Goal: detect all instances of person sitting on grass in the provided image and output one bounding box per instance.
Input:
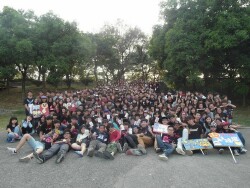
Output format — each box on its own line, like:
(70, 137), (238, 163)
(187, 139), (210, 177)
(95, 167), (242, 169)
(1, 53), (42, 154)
(102, 123), (121, 160)
(7, 132), (59, 162)
(6, 116), (22, 143)
(156, 126), (179, 161)
(33, 129), (72, 164)
(71, 125), (90, 157)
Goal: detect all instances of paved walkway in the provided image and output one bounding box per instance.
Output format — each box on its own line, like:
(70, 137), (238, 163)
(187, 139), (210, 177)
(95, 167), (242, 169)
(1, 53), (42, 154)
(0, 130), (249, 188)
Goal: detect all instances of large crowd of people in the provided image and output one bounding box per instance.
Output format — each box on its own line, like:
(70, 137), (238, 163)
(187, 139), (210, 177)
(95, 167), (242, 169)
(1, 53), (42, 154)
(6, 80), (247, 163)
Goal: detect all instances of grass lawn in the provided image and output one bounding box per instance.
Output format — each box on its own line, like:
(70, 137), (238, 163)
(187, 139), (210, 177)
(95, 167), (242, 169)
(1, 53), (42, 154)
(233, 106), (250, 127)
(0, 85), (249, 131)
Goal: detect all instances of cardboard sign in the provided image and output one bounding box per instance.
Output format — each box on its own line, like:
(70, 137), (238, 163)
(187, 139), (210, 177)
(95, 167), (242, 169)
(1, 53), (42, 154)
(183, 139), (213, 150)
(210, 133), (243, 147)
(32, 105), (42, 118)
(153, 123), (168, 134)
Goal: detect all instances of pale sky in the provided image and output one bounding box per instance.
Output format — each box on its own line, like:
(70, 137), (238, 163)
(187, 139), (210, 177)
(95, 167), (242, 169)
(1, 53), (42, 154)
(0, 0), (163, 35)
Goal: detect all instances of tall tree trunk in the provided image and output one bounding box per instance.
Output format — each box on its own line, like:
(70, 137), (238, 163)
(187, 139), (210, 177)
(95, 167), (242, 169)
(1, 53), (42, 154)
(21, 70), (27, 100)
(66, 74), (71, 89)
(42, 72), (46, 89)
(38, 66), (41, 81)
(6, 78), (10, 94)
(242, 94), (246, 107)
(94, 61), (98, 82)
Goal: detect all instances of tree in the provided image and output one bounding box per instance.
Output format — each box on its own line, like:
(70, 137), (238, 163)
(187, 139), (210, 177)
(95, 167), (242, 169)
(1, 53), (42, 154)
(0, 7), (36, 97)
(34, 12), (65, 88)
(150, 0), (250, 99)
(52, 22), (93, 88)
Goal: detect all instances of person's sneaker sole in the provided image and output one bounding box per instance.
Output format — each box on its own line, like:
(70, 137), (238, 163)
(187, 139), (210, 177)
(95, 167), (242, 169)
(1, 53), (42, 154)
(159, 155), (168, 161)
(155, 148), (162, 153)
(218, 149), (224, 154)
(126, 149), (142, 156)
(122, 143), (129, 153)
(95, 151), (104, 158)
(7, 147), (17, 155)
(240, 148), (247, 154)
(185, 150), (193, 156)
(33, 152), (44, 164)
(176, 148), (185, 155)
(19, 157), (31, 163)
(56, 154), (64, 164)
(103, 151), (114, 160)
(74, 151), (84, 157)
(138, 145), (147, 154)
(87, 149), (95, 157)
(234, 151), (240, 156)
(116, 143), (122, 153)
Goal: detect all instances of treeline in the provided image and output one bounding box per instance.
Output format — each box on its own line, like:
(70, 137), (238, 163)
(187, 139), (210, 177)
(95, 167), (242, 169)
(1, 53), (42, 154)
(1, 1), (250, 106)
(149, 0), (250, 106)
(0, 7), (156, 95)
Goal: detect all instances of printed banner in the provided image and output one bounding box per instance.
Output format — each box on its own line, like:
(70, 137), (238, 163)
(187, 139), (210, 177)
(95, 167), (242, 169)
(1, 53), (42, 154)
(183, 139), (213, 150)
(153, 123), (168, 134)
(209, 133), (243, 147)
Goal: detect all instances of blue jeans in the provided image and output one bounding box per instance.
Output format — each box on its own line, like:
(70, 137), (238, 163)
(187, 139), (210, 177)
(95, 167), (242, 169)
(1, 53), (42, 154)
(156, 135), (174, 156)
(41, 143), (69, 162)
(236, 132), (245, 146)
(6, 126), (22, 142)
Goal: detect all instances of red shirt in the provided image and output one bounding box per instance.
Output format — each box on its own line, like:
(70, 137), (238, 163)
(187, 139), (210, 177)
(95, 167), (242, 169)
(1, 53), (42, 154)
(109, 129), (121, 142)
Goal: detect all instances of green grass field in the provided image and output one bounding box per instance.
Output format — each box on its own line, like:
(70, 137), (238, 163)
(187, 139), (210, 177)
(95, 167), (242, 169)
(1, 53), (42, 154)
(0, 86), (249, 131)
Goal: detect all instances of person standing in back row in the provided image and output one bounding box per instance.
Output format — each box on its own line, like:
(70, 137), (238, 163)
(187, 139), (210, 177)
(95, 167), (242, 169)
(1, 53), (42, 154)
(24, 90), (34, 116)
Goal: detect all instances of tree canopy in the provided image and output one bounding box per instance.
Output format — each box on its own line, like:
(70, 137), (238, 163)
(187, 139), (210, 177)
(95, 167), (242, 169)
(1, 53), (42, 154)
(150, 0), (250, 105)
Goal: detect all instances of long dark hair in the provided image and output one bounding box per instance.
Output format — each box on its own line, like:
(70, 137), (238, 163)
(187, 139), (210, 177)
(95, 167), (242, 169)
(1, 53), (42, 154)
(8, 116), (18, 126)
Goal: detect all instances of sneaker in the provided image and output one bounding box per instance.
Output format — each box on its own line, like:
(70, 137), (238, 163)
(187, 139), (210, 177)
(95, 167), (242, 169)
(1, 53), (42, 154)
(16, 136), (22, 140)
(240, 148), (247, 154)
(155, 148), (162, 153)
(122, 143), (129, 152)
(95, 151), (104, 158)
(74, 151), (83, 157)
(7, 147), (17, 154)
(176, 148), (185, 155)
(203, 149), (208, 155)
(103, 151), (115, 160)
(185, 150), (193, 156)
(218, 148), (224, 154)
(33, 152), (44, 164)
(116, 143), (123, 153)
(137, 144), (147, 155)
(19, 156), (31, 163)
(159, 154), (168, 161)
(56, 152), (64, 163)
(87, 149), (95, 157)
(126, 149), (142, 156)
(234, 149), (240, 156)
